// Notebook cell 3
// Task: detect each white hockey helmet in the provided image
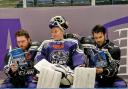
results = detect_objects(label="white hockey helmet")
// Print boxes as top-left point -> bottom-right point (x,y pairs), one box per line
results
49,16 -> 68,30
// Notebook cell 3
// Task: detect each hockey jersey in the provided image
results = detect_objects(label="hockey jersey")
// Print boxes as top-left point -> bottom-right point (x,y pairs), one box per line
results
35,39 -> 85,69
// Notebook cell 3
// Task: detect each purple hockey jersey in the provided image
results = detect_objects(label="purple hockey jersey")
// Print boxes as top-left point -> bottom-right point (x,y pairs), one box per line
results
35,39 -> 85,69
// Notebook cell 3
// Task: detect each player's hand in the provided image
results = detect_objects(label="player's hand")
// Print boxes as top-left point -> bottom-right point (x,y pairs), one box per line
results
96,67 -> 103,74
10,61 -> 18,72
25,52 -> 31,60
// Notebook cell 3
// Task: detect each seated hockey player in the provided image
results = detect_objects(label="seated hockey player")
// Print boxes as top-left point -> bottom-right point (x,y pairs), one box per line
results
91,25 -> 127,88
80,25 -> 127,88
34,16 -> 86,88
1,29 -> 40,88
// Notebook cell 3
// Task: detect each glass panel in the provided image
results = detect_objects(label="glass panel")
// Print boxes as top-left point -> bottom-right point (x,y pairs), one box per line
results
0,0 -> 18,8
96,0 -> 112,5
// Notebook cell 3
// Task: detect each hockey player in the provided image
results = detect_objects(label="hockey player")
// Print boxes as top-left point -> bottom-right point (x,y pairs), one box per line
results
81,25 -> 127,88
34,16 -> 86,88
1,29 -> 40,88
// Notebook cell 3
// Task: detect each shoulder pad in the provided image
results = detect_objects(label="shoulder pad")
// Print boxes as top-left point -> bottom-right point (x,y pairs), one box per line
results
65,38 -> 78,44
28,41 -> 41,51
37,40 -> 52,51
31,41 -> 41,46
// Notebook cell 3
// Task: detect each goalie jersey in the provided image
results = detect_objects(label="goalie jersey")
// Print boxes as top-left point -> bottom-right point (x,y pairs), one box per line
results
35,39 -> 85,69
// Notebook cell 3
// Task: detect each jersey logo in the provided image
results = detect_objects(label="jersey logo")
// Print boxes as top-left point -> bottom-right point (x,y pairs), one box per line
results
52,44 -> 64,49
50,50 -> 69,65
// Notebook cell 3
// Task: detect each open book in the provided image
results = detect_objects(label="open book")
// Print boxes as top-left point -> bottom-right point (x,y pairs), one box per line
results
9,48 -> 27,66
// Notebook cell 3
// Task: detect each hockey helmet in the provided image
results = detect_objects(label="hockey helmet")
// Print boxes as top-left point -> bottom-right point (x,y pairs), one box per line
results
49,16 -> 68,30
80,36 -> 96,49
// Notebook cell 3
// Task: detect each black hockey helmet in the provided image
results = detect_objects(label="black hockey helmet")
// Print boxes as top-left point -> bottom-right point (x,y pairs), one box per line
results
80,36 -> 96,49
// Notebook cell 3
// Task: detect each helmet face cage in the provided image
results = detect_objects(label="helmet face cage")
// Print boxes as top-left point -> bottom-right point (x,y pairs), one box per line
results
49,21 -> 60,29
54,16 -> 65,24
49,16 -> 68,30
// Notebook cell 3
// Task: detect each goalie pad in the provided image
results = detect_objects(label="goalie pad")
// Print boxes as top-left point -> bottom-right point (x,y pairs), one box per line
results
52,64 -> 74,85
35,59 -> 74,87
72,67 -> 96,88
60,73 -> 73,85
34,59 -> 54,72
37,68 -> 62,88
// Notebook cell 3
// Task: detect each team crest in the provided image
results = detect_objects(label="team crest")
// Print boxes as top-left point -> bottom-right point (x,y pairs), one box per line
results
50,50 -> 69,65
